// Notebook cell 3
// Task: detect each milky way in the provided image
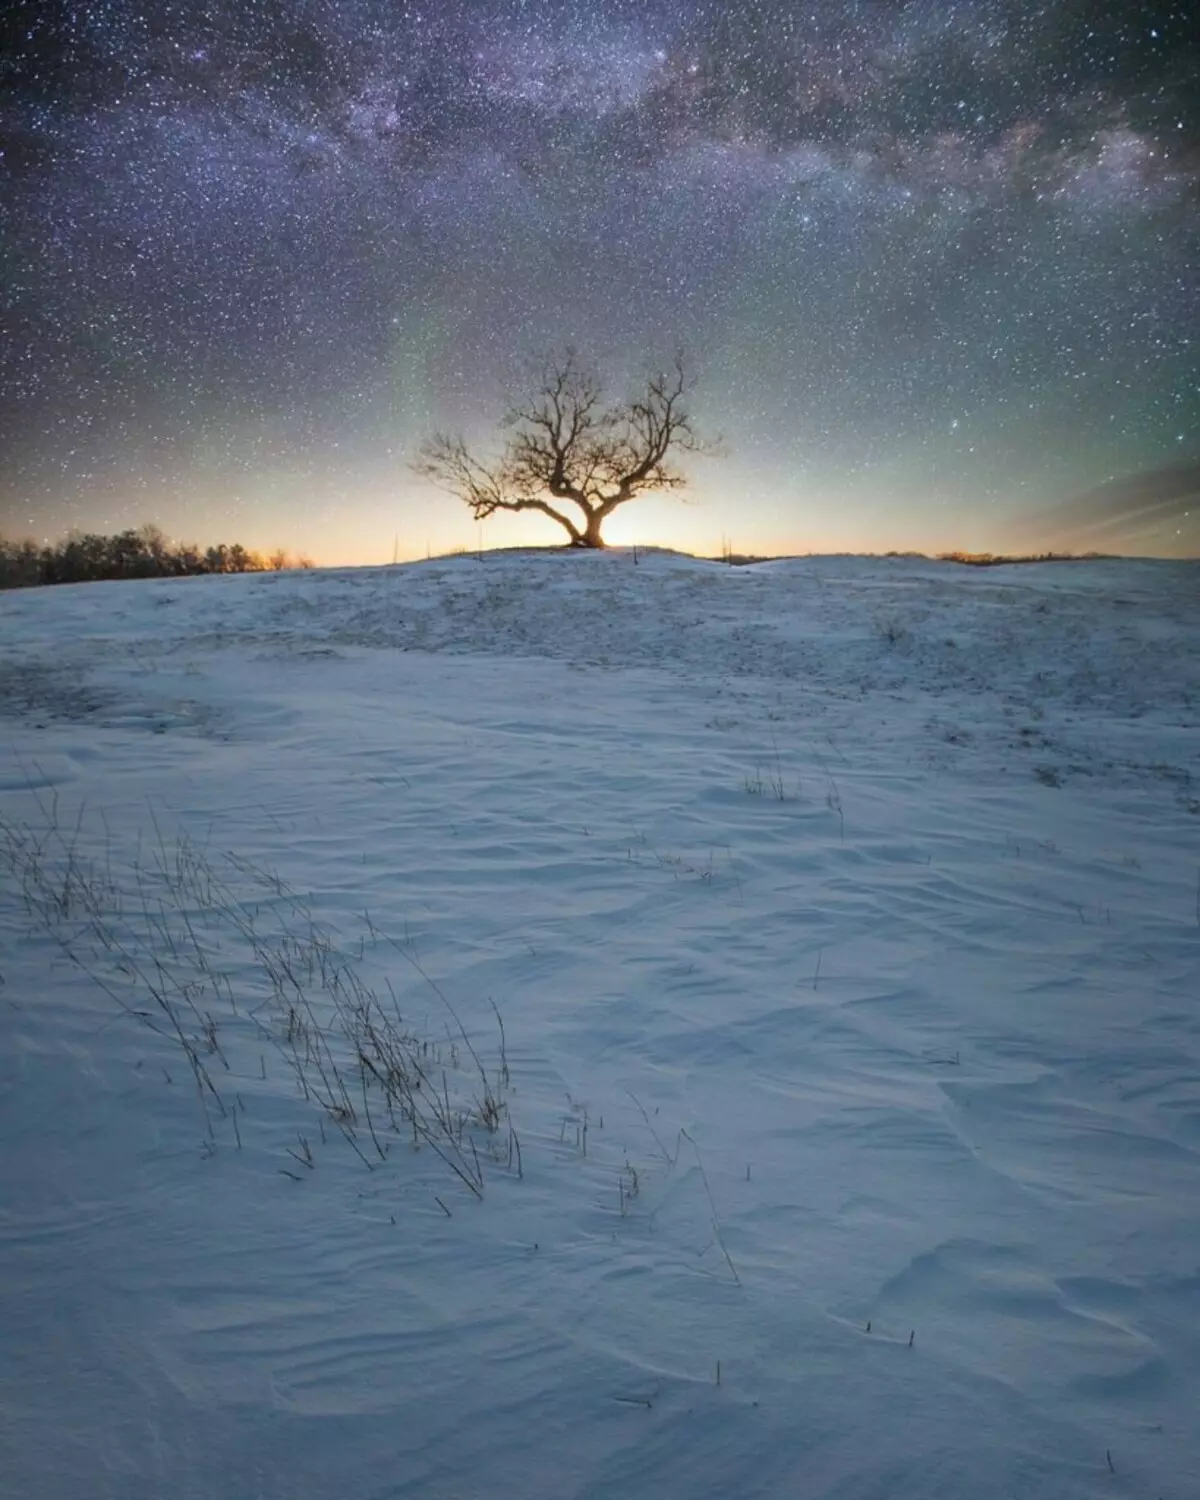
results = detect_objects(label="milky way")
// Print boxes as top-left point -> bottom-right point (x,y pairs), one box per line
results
3,1 -> 1198,559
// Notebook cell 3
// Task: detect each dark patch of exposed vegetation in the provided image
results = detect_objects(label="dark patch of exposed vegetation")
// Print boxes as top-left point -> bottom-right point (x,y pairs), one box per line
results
0,525 -> 314,590
934,550 -> 1113,567
709,549 -> 1117,568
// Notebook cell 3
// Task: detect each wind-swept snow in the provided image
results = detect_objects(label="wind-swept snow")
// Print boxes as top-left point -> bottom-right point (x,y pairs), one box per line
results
1,551 -> 1197,1499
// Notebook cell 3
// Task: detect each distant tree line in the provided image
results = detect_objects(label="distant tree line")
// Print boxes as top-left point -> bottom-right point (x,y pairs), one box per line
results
933,550 -> 1108,566
0,525 -> 314,589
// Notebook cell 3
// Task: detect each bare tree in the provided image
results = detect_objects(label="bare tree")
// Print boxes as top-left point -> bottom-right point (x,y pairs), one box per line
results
415,350 -> 713,550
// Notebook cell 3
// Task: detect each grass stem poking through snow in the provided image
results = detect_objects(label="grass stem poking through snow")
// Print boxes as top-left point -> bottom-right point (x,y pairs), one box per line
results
679,1129 -> 740,1287
624,1088 -> 676,1168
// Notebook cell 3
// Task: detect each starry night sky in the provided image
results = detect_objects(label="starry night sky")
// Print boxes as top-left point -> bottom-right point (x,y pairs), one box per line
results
3,0 -> 1198,562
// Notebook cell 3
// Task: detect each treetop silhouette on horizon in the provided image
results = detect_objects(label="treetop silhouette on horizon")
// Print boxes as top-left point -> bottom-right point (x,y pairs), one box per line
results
415,349 -> 715,550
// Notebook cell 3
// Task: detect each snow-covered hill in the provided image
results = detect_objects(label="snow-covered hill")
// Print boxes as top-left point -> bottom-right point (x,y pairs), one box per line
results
2,550 -> 1197,1498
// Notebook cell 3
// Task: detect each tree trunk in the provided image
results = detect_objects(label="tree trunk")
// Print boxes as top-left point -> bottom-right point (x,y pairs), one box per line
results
576,514 -> 606,549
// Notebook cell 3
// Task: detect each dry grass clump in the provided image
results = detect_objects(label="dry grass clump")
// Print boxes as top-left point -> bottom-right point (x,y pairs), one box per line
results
1,797 -> 515,1199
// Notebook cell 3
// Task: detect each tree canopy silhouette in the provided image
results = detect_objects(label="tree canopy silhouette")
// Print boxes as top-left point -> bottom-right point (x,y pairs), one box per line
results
415,350 -> 712,550
0,525 -> 313,589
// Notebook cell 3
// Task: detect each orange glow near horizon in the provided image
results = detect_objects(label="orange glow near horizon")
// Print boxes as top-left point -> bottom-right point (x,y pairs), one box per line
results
11,468 -> 1195,570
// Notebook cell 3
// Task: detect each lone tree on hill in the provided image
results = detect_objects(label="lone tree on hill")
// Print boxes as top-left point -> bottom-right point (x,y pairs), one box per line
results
415,350 -> 712,550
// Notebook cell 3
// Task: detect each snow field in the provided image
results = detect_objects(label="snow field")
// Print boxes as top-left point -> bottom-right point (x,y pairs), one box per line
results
1,550 -> 1198,1498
